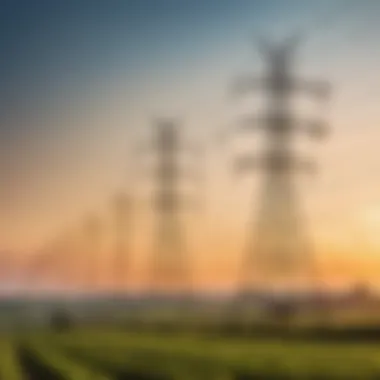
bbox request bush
[50,309,73,333]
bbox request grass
[2,325,380,379]
[19,338,111,380]
[53,329,380,379]
[0,340,24,380]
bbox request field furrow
[0,340,24,380]
[18,341,111,380]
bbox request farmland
[2,327,380,379]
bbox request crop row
[63,344,380,380]
[0,341,24,380]
[17,340,111,380]
[55,330,380,379]
[64,346,233,380]
[3,331,380,379]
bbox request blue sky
[4,0,380,290]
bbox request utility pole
[142,119,200,297]
[231,36,330,296]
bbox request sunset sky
[2,0,380,292]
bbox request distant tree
[50,308,72,332]
[266,300,297,325]
[350,282,372,301]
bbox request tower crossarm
[235,152,317,175]
[232,75,330,99]
[233,113,328,139]
[293,79,331,100]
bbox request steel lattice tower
[83,214,102,292]
[25,232,73,292]
[232,37,330,294]
[142,119,199,297]
[112,191,132,291]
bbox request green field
[2,328,380,379]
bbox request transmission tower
[111,191,132,292]
[142,119,200,297]
[231,36,330,295]
[83,213,103,293]
[25,232,73,292]
[24,244,56,292]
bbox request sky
[2,0,380,292]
